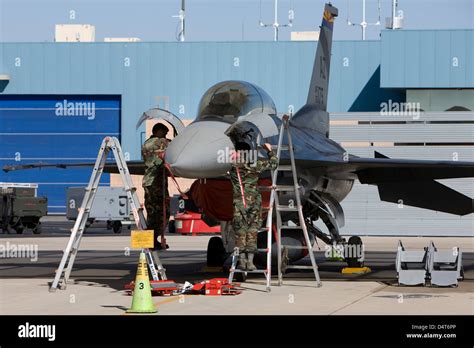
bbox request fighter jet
[5,3,473,269]
[148,2,474,267]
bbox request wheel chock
[341,267,372,274]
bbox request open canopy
[196,80,277,123]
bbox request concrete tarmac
[0,218,472,315]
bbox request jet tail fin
[307,3,338,108]
[291,3,337,137]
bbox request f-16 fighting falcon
[5,3,473,271]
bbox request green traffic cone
[127,252,157,313]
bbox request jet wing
[323,152,474,183]
[314,152,474,216]
[3,161,146,175]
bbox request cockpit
[196,81,277,123]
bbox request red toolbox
[192,278,241,296]
[174,211,220,236]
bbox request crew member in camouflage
[230,142,278,270]
[142,123,170,250]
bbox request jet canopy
[196,81,277,123]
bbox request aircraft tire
[345,235,364,268]
[206,236,226,267]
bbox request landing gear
[305,191,345,245]
[206,236,227,267]
[304,191,366,269]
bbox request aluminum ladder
[50,136,166,292]
[274,115,322,287]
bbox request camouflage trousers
[144,184,170,250]
[232,201,262,253]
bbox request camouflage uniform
[142,136,170,250]
[230,150,278,253]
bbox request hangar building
[0,29,472,235]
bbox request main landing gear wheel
[345,235,364,268]
[206,236,227,267]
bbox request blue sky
[0,0,472,42]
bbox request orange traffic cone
[127,252,157,313]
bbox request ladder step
[276,205,299,212]
[275,185,296,191]
[285,265,317,270]
[258,185,296,192]
[231,269,268,274]
[281,245,309,250]
[279,225,303,230]
[277,165,292,171]
[258,186,272,192]
[272,145,289,151]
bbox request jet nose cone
[165,121,234,178]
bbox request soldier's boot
[237,252,247,270]
[246,253,257,271]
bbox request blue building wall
[381,29,474,88]
[0,40,395,159]
[0,29,472,160]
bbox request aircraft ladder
[50,136,167,292]
[228,115,321,291]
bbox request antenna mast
[259,0,294,41]
[347,0,381,40]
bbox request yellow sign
[130,230,154,249]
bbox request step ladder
[50,137,167,292]
[274,115,321,287]
[227,115,321,291]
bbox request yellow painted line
[154,294,188,308]
[122,294,188,315]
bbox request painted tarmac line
[329,282,390,315]
[122,294,188,315]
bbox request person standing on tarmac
[230,141,278,270]
[141,123,170,250]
